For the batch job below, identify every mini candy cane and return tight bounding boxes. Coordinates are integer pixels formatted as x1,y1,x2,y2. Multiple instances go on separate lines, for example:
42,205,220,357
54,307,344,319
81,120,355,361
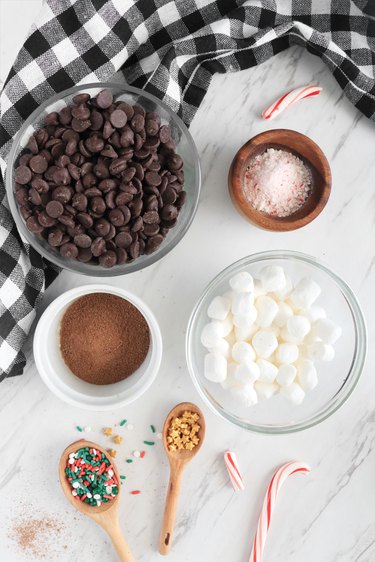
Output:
224,451,244,491
262,86,322,120
250,461,310,562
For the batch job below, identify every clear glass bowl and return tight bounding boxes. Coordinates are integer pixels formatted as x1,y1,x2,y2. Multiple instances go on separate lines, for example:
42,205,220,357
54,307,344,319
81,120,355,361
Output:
186,251,367,434
5,83,201,276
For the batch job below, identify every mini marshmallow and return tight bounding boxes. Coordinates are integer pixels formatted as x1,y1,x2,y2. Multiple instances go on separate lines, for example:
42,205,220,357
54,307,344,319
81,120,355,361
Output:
280,383,306,405
273,274,293,300
207,295,231,321
221,363,239,390
274,302,293,328
235,324,258,341
307,342,335,361
235,360,260,384
287,315,311,340
259,265,286,292
252,330,278,358
255,381,278,400
219,315,233,337
253,278,267,298
233,313,256,330
255,296,278,328
290,277,321,310
231,383,258,407
303,305,327,324
276,343,299,364
231,293,256,317
208,338,231,359
276,364,297,387
204,353,227,382
256,359,278,383
312,318,342,344
201,321,224,348
232,341,256,363
229,271,254,293
280,326,301,344
297,359,318,391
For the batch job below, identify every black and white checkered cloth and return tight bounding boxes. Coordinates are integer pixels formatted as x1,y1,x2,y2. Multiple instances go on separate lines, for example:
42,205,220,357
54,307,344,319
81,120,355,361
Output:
1,0,374,381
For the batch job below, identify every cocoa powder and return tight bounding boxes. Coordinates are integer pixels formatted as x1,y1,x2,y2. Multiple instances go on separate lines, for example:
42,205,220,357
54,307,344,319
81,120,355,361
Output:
60,293,150,384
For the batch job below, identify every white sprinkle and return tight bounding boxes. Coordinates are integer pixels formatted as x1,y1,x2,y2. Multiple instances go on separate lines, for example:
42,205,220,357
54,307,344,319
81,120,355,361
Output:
93,494,101,500
69,453,76,459
68,458,75,465
106,486,113,494
92,449,97,455
157,433,162,440
86,493,92,498
84,426,91,432
96,501,101,507
133,450,140,458
108,469,114,477
127,424,134,430
72,490,77,496
72,482,80,489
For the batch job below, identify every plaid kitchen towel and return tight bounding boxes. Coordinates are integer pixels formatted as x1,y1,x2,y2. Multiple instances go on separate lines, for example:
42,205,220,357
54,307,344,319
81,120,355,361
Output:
1,0,375,381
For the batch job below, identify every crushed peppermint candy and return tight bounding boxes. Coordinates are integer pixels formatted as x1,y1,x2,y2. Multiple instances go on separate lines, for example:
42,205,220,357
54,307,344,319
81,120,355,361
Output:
243,148,312,217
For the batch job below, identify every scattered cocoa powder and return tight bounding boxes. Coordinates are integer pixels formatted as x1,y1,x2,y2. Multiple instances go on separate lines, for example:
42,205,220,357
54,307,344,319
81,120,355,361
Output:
60,293,150,384
9,516,63,559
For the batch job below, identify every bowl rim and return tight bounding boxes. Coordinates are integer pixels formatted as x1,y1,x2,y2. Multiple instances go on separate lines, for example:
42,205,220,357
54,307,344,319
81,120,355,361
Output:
6,82,201,276
33,283,163,410
186,250,367,434
228,129,332,232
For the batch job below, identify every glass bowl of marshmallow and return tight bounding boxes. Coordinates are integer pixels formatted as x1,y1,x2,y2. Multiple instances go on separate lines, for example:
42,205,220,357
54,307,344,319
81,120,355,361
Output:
186,250,367,433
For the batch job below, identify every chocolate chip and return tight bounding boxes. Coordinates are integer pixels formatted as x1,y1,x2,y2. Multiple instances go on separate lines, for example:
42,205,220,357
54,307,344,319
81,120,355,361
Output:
26,216,44,233
72,193,87,211
129,240,140,259
46,200,64,218
115,231,132,248
38,211,56,227
74,234,92,248
90,196,106,214
161,204,178,221
145,171,162,186
99,250,117,267
95,218,111,236
110,109,127,128
130,114,145,133
146,234,164,254
162,187,177,205
116,248,128,264
143,211,160,224
76,212,93,229
91,237,106,257
73,93,90,104
159,125,171,143
96,89,113,109
48,229,64,247
60,243,79,259
15,165,32,185
52,186,72,204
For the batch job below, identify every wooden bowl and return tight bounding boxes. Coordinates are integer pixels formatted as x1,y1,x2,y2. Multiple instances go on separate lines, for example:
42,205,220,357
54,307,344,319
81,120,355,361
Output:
228,129,331,231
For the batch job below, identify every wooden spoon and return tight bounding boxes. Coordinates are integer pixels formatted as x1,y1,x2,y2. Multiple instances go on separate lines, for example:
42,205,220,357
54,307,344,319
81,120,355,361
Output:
159,402,206,555
59,439,135,562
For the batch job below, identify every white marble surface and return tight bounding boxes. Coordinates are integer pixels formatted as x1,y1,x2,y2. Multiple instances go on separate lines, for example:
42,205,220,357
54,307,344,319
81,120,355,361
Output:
1,3,375,562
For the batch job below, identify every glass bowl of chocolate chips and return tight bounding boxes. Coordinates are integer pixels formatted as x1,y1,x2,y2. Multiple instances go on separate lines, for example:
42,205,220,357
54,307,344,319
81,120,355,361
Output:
6,83,201,275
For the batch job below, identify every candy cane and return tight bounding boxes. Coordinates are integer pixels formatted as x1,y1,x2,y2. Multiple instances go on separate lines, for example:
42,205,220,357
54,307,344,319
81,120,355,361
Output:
262,86,322,120
224,451,244,491
250,461,310,562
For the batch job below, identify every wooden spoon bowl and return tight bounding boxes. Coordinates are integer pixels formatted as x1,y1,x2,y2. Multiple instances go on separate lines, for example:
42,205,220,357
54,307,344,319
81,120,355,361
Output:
228,129,331,231
59,439,135,562
159,402,205,555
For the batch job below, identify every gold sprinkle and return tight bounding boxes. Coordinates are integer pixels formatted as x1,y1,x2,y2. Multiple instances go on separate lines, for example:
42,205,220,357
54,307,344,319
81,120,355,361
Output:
103,427,113,436
113,435,123,445
167,410,201,453
107,448,117,458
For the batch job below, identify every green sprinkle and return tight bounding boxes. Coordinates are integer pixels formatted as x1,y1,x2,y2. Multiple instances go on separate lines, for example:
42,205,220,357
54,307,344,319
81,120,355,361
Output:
119,419,127,426
150,425,156,433
143,441,155,446
126,459,133,464
76,426,83,432
120,475,126,480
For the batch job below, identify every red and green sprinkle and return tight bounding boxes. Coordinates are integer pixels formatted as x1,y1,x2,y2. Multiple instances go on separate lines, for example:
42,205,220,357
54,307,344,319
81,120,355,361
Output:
65,447,119,507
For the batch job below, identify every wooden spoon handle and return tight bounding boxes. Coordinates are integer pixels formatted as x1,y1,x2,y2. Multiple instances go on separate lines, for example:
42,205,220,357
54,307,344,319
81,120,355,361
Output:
159,465,184,555
105,523,136,562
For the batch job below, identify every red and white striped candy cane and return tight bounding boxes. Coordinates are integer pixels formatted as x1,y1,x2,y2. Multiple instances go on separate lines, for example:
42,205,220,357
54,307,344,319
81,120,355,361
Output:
224,451,244,492
250,461,311,562
262,86,322,120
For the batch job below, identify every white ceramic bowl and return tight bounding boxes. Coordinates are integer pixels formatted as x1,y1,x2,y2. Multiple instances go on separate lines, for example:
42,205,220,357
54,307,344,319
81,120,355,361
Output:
34,284,162,410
